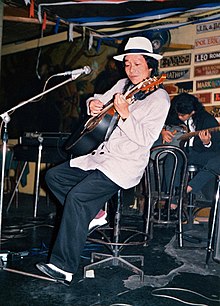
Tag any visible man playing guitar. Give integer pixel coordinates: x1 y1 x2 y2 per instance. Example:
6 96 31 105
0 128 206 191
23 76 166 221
36 36 170 285
161 92 220 208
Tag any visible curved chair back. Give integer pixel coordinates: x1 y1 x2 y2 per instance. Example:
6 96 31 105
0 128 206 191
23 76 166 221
144 145 188 247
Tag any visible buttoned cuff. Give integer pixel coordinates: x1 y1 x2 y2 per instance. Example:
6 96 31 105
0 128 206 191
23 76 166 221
204 141 212 148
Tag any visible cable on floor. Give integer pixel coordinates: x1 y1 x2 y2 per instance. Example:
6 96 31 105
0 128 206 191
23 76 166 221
151 287 220 306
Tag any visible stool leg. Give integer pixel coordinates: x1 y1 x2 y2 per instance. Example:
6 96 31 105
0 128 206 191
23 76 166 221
206 178 220 266
113 189 121 257
84 190 145 281
188 170 196 228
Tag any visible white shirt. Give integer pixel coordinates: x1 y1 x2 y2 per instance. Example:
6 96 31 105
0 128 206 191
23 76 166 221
185 117 195 147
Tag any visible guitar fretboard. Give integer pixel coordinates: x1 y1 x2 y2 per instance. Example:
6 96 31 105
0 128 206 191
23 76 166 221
178 126 220 140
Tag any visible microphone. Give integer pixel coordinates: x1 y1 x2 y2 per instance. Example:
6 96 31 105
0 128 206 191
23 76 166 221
55 66 91 77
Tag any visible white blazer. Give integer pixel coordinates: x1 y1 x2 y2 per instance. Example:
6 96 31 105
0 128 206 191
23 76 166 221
70 78 170 189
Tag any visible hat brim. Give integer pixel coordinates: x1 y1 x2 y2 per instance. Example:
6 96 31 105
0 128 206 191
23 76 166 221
113 52 163 61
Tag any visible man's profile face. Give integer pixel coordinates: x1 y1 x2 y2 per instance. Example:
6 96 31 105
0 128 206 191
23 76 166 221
177 111 195 122
124 54 151 84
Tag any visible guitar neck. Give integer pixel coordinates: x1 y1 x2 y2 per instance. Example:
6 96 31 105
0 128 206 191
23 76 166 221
96 101 114 119
179 126 220 140
95 74 166 119
96 83 140 118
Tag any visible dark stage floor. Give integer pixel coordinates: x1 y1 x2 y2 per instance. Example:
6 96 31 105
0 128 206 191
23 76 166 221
0 193 220 306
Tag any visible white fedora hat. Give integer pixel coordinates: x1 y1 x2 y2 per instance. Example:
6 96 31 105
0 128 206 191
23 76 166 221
114 36 163 61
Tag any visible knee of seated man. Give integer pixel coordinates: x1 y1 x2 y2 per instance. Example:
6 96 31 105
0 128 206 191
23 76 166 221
45 168 55 185
205 157 220 173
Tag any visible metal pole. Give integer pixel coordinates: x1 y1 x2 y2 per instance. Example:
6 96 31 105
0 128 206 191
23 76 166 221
206 177 220 266
0 115 10 250
33 137 43 218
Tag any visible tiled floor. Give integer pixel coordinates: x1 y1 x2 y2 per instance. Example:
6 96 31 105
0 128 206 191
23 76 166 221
0 193 220 306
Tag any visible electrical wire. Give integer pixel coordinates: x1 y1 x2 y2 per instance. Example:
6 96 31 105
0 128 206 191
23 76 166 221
151 287 220 306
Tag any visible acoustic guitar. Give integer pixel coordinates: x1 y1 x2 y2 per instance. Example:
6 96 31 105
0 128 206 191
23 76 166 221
65 74 166 156
154 125 220 150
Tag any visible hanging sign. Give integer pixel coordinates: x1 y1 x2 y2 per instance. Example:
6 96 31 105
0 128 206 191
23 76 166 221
195 52 220 63
196 22 220 34
194 63 220 77
214 93 220 102
195 36 220 49
196 78 220 90
162 69 190 80
164 81 193 95
160 54 191 68
194 93 212 104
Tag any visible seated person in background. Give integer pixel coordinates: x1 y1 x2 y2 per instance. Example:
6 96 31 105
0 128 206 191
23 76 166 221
161 92 220 207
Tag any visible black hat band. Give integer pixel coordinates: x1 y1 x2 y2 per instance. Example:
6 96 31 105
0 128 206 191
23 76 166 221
124 48 152 54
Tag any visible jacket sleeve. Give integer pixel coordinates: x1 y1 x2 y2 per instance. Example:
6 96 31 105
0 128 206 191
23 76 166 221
194 111 220 152
86 79 127 115
118 88 170 149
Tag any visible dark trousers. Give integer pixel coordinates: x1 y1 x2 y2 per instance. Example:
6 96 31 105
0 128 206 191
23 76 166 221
188 151 220 193
45 161 120 273
163 149 220 195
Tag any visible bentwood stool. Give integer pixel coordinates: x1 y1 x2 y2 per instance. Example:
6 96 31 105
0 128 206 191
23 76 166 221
144 145 188 247
84 189 147 281
185 164 198 228
184 164 213 232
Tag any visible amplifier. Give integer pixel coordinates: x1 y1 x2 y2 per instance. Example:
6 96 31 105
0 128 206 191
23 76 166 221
13 144 69 163
19 132 71 147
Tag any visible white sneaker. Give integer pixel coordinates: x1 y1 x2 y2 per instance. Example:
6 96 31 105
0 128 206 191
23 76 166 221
88 210 108 231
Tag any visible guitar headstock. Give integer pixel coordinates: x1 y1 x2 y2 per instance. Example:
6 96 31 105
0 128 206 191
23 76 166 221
125 74 166 101
140 74 167 93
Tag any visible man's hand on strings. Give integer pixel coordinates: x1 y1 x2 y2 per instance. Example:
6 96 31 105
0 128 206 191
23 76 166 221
89 99 104 116
199 129 211 145
161 129 175 143
114 93 130 120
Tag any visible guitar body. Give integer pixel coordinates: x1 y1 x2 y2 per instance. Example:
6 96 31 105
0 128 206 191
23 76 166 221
164 125 187 147
153 125 187 147
65 114 112 157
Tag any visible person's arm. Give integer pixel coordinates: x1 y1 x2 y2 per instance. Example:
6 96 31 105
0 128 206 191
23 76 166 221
86 78 127 115
161 128 175 144
89 99 104 116
118 89 170 148
113 93 130 120
198 130 212 147
195 111 220 151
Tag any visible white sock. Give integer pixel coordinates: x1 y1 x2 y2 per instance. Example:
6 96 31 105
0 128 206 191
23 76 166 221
48 263 73 281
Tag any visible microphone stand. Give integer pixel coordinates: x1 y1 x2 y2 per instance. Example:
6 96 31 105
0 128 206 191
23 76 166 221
0 73 80 250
